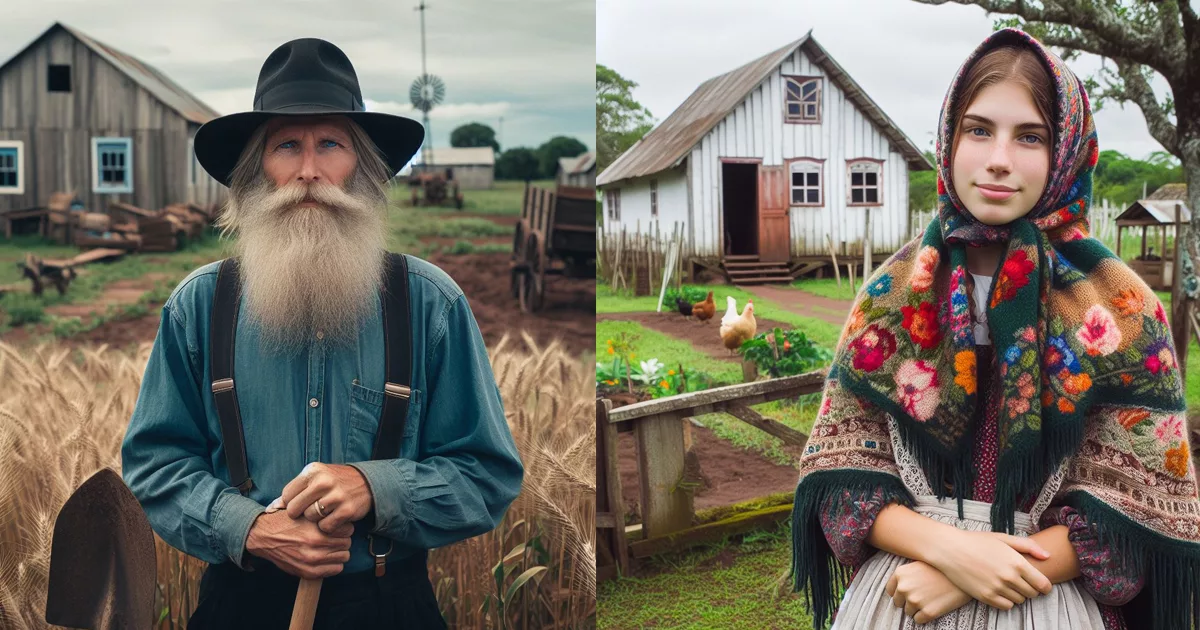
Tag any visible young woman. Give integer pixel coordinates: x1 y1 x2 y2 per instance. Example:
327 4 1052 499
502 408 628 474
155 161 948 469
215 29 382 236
790 28 1200 630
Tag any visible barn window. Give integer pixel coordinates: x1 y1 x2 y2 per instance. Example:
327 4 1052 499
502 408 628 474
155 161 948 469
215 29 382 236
48 65 71 92
788 159 823 206
92 137 133 194
650 180 658 218
0 141 24 194
847 160 883 205
784 77 821 123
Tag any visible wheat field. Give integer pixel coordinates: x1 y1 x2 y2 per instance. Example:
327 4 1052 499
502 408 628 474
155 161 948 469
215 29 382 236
0 331 596 629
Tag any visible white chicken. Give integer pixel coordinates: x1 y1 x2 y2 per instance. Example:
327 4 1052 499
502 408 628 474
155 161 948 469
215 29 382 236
721 296 738 327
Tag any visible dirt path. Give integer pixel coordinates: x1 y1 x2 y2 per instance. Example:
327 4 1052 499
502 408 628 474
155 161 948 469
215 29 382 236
43 272 176 320
596 310 793 362
748 284 853 326
618 423 798 521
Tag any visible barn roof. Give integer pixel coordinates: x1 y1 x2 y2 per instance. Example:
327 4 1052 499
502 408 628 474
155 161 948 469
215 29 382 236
558 152 596 175
1147 182 1188 201
414 147 496 166
1116 199 1192 224
0 22 221 125
598 31 932 187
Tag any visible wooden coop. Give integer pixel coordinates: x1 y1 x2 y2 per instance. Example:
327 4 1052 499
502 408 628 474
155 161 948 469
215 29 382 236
1113 199 1190 291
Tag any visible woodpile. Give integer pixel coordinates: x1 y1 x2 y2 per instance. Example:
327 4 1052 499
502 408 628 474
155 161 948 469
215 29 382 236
1 192 220 252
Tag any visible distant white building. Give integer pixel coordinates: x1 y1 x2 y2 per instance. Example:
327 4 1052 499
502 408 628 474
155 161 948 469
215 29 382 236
597 30 932 283
557 152 596 188
410 147 495 190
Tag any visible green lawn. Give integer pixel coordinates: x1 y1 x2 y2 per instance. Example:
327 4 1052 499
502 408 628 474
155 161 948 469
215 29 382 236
598 283 844 350
597 320 743 385
789 277 859 301
389 179 553 216
598 525 813 630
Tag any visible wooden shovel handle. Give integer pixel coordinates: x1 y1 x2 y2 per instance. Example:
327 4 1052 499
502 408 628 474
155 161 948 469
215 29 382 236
289 577 323 630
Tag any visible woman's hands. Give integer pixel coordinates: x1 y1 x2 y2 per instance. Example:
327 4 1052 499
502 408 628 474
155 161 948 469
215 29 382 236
886 561 973 624
925 530 1054 609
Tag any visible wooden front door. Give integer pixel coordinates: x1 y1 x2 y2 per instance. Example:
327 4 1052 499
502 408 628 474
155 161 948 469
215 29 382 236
758 165 790 262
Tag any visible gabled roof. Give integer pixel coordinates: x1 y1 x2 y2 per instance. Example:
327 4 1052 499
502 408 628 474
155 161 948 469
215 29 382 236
0 22 221 125
1116 199 1191 224
598 31 932 186
558 152 596 175
414 147 495 166
1147 182 1188 201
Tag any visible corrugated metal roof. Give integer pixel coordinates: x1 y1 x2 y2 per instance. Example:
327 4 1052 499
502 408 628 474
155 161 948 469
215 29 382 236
413 147 495 166
0 23 221 125
598 31 932 187
559 151 596 175
1116 199 1192 224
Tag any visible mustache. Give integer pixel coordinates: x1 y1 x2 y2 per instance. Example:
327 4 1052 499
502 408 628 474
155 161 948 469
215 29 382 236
254 181 376 219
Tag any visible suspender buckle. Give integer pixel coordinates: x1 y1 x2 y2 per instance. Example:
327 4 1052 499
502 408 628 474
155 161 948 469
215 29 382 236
212 378 234 394
384 383 411 399
368 533 394 577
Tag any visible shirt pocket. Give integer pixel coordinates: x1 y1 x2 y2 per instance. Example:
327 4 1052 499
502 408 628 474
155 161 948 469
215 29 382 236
346 381 424 462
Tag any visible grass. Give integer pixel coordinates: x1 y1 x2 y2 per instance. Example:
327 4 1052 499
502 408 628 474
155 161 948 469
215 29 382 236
598 523 812 630
789 277 859 301
0 333 595 629
696 396 821 467
597 283 844 351
389 179 555 216
596 320 743 384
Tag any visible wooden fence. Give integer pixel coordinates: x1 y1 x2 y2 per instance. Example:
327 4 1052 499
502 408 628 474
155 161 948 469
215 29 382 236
597 220 687 297
596 369 827 581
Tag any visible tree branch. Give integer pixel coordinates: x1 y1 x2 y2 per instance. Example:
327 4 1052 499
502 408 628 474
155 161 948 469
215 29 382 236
909 0 1178 77
1114 58 1180 155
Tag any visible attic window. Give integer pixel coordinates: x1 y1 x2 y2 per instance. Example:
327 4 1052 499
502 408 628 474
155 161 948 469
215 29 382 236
784 76 820 123
48 65 71 92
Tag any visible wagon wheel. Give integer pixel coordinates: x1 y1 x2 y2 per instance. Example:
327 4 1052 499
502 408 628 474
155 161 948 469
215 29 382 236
518 233 545 313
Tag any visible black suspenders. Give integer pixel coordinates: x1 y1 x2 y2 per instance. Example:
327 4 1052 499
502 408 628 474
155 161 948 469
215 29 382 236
208 252 413 576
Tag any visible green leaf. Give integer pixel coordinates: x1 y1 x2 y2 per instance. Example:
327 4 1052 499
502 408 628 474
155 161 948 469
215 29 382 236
503 565 549 604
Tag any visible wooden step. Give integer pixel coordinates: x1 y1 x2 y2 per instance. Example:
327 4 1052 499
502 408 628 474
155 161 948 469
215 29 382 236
723 261 792 270
725 267 790 277
723 254 759 262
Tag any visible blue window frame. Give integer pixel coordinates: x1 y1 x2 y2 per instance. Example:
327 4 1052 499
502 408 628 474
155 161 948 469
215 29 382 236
0 141 24 194
92 137 133 193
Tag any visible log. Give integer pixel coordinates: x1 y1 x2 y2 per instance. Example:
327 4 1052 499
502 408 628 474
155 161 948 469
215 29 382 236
725 403 809 448
608 369 828 424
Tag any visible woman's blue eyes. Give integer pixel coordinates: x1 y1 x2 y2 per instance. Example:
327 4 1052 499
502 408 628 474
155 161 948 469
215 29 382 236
965 127 1043 144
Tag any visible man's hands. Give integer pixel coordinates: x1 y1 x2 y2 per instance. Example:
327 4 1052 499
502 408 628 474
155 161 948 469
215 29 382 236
245 510 354 579
279 462 375 533
886 561 972 624
244 462 376 579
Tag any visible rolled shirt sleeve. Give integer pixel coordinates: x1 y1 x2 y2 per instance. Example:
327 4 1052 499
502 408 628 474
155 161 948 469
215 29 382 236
120 303 265 568
350 293 524 549
818 486 894 568
1039 505 1145 606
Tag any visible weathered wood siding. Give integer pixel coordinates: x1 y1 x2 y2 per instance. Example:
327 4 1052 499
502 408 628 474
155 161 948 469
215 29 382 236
0 28 224 214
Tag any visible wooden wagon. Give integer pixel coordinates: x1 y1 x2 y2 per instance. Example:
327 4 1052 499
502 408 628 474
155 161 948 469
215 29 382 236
509 184 596 312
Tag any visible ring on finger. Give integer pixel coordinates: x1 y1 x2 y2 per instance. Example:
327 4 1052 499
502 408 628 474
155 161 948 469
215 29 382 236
316 499 327 518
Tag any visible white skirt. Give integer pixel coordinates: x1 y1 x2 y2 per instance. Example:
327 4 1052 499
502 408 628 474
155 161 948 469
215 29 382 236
830 496 1106 630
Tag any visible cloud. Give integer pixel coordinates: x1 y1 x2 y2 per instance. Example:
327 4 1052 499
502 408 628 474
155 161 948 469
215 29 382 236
364 100 514 121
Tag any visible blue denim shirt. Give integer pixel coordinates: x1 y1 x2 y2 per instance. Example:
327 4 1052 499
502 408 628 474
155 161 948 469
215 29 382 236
120 254 524 574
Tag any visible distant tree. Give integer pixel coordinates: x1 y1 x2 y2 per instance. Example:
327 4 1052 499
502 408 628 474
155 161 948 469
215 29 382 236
1093 149 1183 206
597 64 654 172
536 136 588 179
911 0 1200 298
910 150 939 217
450 123 500 153
496 147 540 181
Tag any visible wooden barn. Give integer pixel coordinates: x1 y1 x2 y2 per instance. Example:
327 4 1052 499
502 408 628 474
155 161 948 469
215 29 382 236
557 151 596 188
0 22 225 216
597 30 932 284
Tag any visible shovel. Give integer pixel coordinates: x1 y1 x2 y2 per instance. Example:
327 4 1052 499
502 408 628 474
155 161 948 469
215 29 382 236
45 467 156 630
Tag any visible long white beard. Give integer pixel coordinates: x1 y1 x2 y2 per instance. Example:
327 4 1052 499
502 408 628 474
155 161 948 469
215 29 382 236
228 178 388 357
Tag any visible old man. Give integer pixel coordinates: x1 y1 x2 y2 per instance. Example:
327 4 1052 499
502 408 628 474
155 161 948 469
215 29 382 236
120 38 523 629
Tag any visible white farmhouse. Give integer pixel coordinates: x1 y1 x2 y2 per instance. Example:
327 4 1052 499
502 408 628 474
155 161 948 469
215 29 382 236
597 30 932 284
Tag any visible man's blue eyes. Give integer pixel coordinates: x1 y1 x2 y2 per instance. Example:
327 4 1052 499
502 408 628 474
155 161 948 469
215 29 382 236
278 140 340 149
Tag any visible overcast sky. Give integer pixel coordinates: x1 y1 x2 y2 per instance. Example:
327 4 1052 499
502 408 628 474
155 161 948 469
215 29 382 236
2 0 595 156
598 0 1182 163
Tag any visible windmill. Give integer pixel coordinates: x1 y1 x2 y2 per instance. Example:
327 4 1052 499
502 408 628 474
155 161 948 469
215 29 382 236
410 1 444 169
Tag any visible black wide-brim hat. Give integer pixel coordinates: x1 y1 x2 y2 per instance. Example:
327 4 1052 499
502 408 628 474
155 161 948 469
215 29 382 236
194 37 425 187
